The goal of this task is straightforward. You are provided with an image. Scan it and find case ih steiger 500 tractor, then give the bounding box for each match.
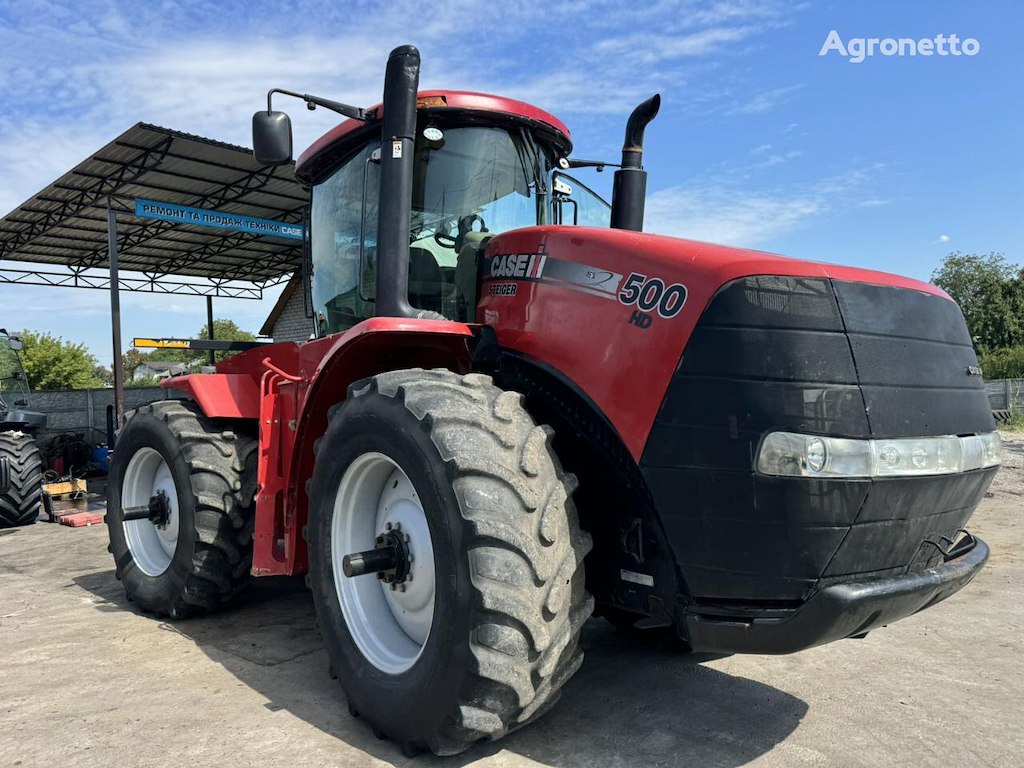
[106,46,1002,755]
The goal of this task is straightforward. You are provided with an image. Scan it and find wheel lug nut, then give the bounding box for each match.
[394,522,401,531]
[390,583,397,591]
[385,522,392,531]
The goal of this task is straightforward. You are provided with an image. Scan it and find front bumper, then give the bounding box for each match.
[683,534,989,655]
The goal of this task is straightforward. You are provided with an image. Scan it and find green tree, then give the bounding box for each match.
[93,364,113,387]
[978,346,1024,379]
[931,252,1023,351]
[20,331,103,391]
[126,374,162,388]
[199,319,257,363]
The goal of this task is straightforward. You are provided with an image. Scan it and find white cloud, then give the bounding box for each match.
[729,84,803,115]
[645,168,875,247]
[753,149,803,168]
[594,26,760,63]
[935,234,951,243]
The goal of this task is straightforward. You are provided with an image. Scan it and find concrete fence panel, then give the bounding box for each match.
[26,386,185,447]
[985,379,1024,411]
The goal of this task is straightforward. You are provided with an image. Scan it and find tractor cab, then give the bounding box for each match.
[258,88,612,335]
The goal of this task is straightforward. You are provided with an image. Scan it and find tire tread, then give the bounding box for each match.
[114,400,257,617]
[0,430,43,527]
[344,368,593,755]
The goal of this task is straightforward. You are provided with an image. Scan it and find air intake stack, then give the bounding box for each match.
[610,94,661,232]
[376,45,421,318]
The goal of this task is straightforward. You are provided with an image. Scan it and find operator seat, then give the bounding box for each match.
[454,231,492,320]
[408,246,446,314]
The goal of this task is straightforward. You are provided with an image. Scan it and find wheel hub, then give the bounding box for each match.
[342,525,411,585]
[121,447,179,577]
[331,452,435,674]
[121,489,172,528]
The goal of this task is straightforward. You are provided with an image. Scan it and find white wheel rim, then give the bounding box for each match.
[331,452,436,674]
[122,447,180,577]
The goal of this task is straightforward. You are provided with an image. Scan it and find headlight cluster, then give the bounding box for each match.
[756,431,1003,478]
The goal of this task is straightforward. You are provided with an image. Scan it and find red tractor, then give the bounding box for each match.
[106,46,1002,755]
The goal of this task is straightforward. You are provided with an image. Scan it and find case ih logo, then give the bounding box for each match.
[489,253,547,279]
[484,252,688,327]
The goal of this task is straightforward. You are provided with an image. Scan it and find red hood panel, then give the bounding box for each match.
[479,226,952,461]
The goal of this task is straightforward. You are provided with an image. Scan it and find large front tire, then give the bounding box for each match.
[306,369,593,755]
[106,400,257,618]
[0,431,43,528]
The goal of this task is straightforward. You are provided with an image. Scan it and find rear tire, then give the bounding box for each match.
[306,369,593,755]
[106,400,257,618]
[0,431,43,527]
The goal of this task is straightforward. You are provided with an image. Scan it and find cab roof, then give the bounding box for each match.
[295,90,572,182]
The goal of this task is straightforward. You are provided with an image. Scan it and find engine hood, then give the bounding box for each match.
[486,225,949,304]
[478,225,965,461]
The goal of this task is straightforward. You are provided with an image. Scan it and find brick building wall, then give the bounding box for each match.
[262,276,315,343]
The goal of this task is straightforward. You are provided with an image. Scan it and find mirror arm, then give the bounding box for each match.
[267,88,368,121]
[567,158,621,171]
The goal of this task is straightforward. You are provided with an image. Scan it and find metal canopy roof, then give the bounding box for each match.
[0,123,308,299]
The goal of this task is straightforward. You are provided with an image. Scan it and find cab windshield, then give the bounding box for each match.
[310,123,608,336]
[410,125,545,260]
[311,124,547,335]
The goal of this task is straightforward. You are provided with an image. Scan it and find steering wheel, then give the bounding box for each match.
[455,214,488,253]
[431,217,457,248]
[433,229,457,248]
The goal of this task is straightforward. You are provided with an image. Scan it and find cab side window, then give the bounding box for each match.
[552,172,611,228]
[310,142,379,336]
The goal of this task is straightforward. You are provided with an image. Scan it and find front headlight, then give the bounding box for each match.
[756,431,1002,478]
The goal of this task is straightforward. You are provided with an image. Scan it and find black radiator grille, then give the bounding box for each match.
[640,275,996,601]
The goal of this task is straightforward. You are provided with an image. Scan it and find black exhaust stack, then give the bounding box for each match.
[610,94,660,232]
[376,45,420,318]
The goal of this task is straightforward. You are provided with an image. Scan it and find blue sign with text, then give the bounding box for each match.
[134,198,304,241]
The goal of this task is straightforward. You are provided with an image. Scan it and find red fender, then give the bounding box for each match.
[167,318,475,576]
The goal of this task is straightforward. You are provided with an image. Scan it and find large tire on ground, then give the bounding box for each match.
[106,400,257,618]
[0,430,43,527]
[306,369,593,756]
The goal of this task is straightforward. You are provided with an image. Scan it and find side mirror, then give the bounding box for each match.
[252,111,294,165]
[7,335,22,352]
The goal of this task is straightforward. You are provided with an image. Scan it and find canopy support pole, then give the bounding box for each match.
[108,199,125,432]
[206,296,216,366]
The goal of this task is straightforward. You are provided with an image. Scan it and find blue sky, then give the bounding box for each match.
[0,1,1019,365]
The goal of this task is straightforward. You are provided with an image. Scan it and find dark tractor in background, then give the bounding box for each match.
[0,329,45,527]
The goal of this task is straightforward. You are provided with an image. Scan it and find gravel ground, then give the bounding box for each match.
[995,430,1024,494]
[0,438,1021,767]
